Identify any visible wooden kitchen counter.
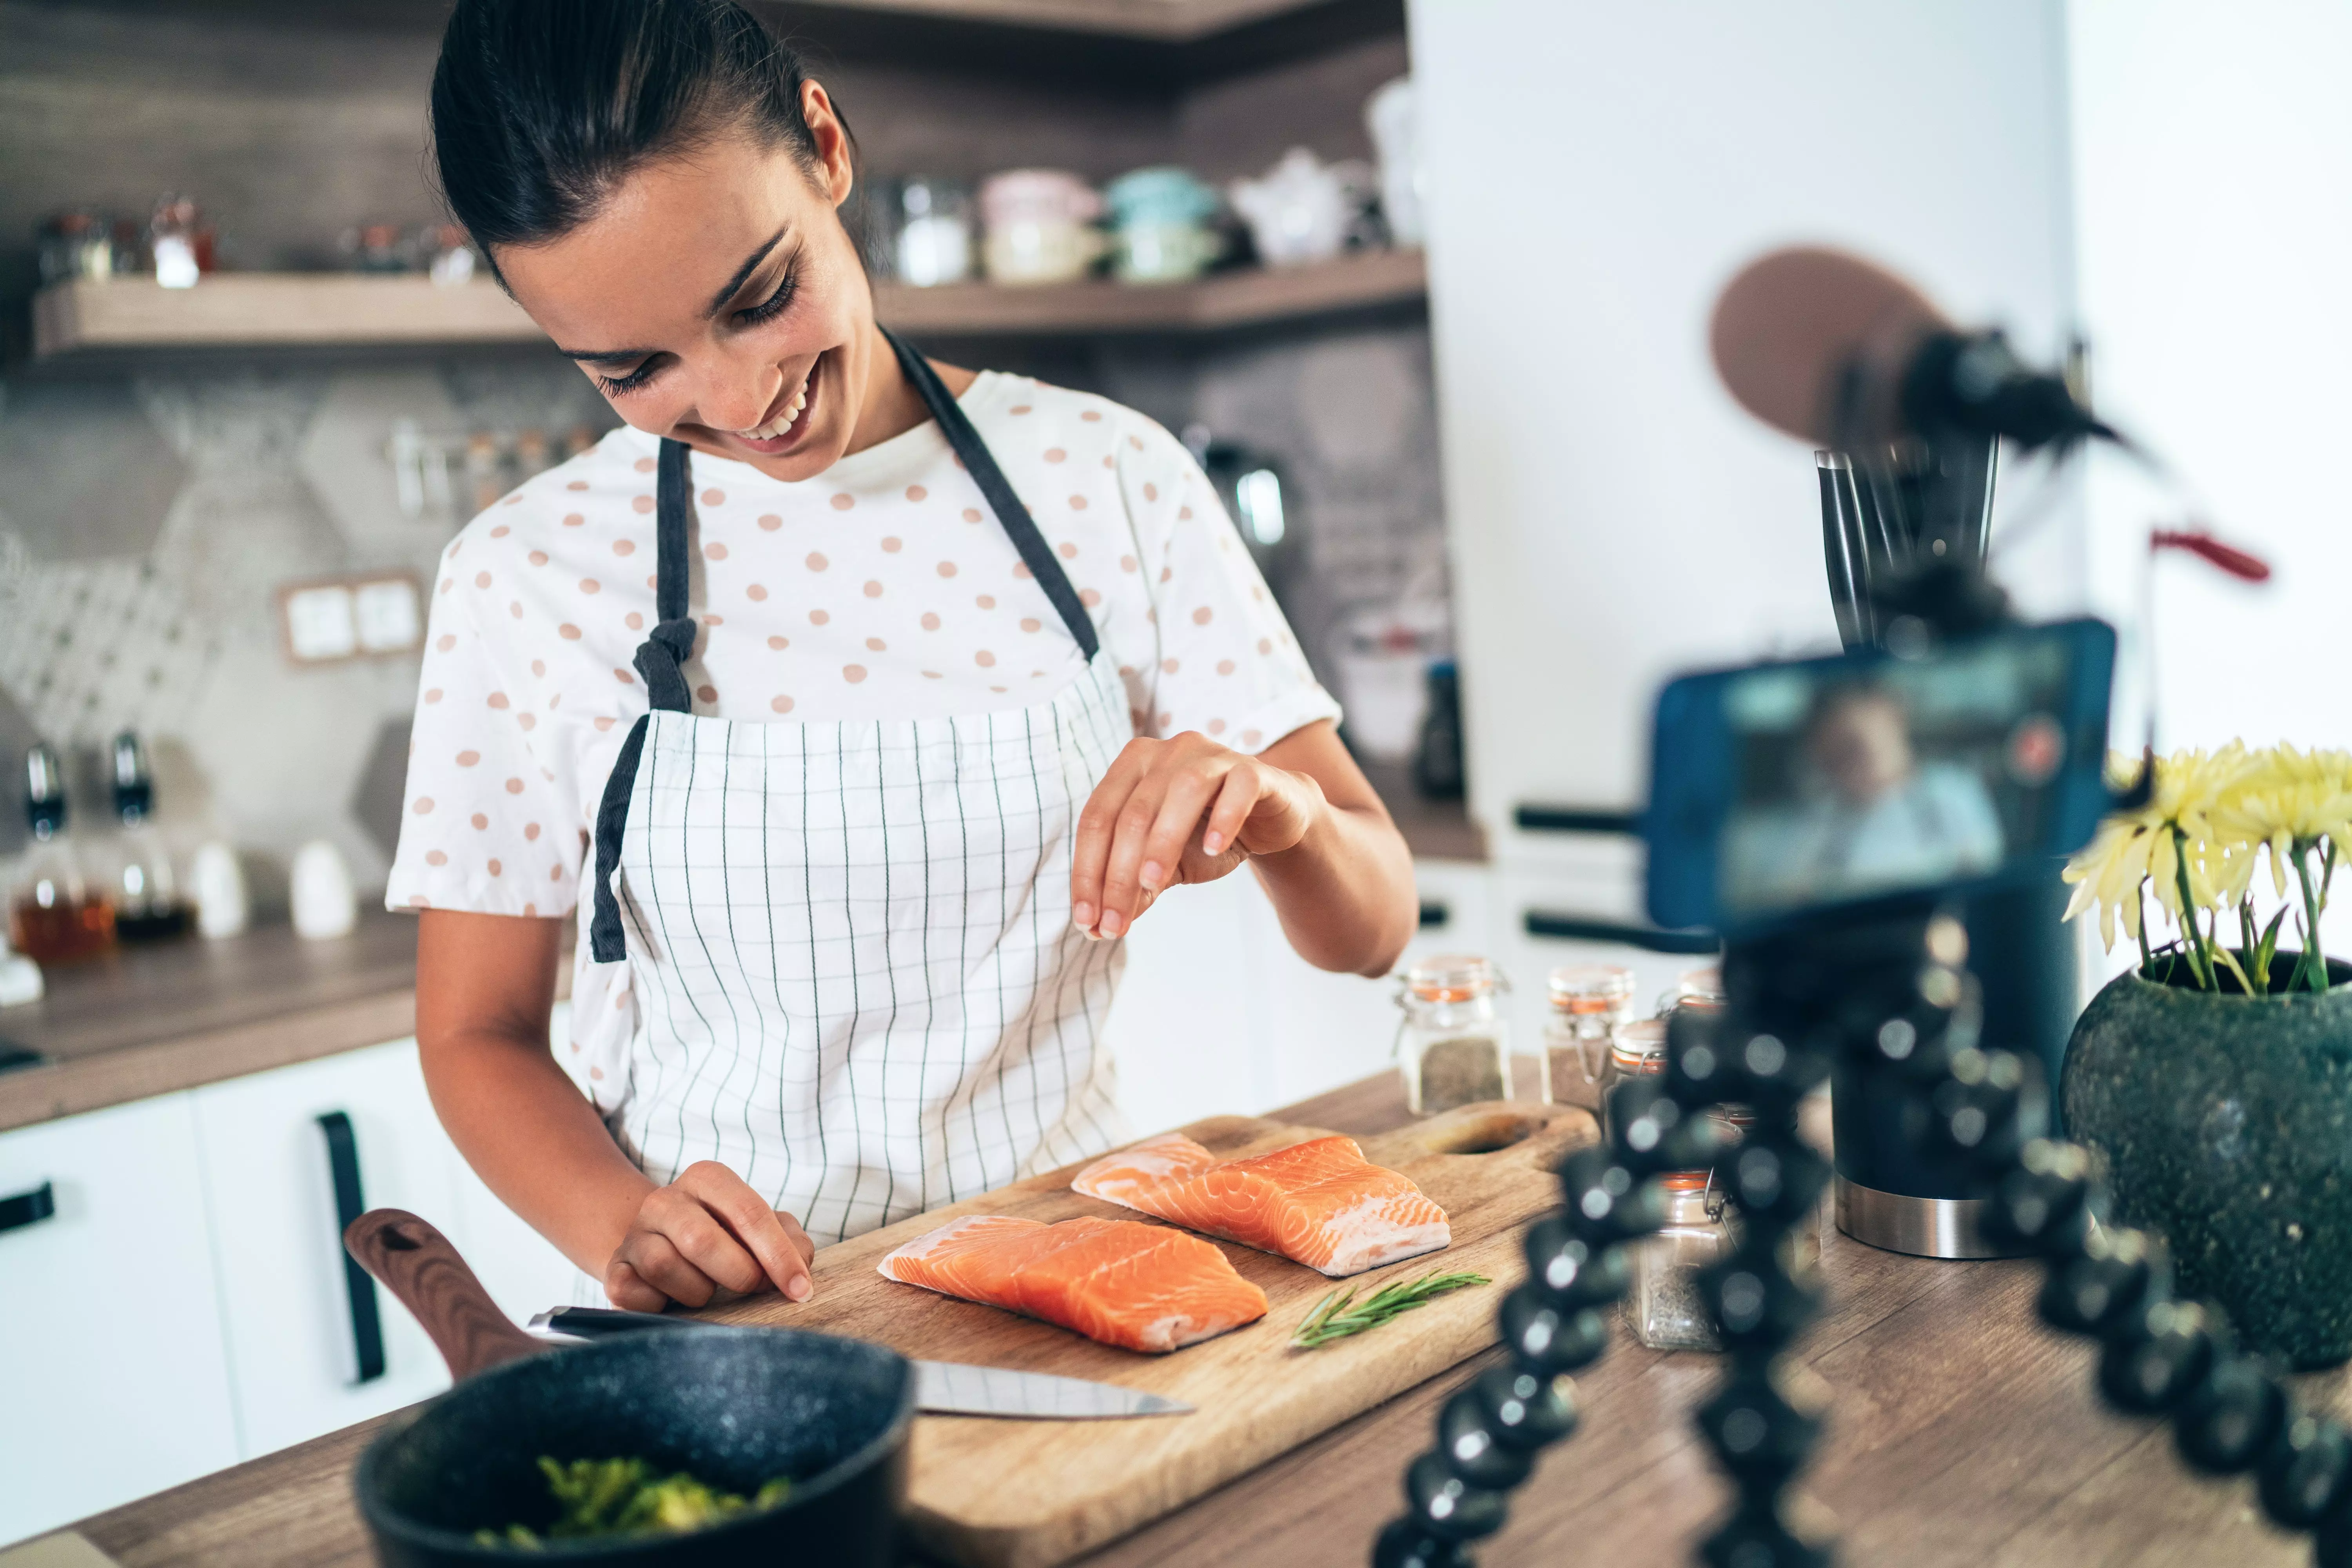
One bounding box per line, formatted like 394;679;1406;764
0;910;423;1133
60;1071;2339;1568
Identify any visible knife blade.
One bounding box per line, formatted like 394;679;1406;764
528;1306;1192;1419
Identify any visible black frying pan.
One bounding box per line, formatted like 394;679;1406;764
344;1209;911;1567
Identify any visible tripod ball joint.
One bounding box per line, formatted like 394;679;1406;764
1404;1450;1511;1542
2172;1353;2288;1475
2039;1225;2164;1336
1371;1520;1476;1568
1523;1212;1633;1308
1701;1245;1822;1349
1608;1077;1729;1176
1434;1367;1582;1489
1925;1047;2048;1169
1499;1279;1612;1374
1556;1146;1669;1242
1979;1139;2096;1255
2258;1414;2352;1530
1719;1138;1831;1229
1696;1361;1829;1485
1696;1502;1834;1568
2098;1295;2221;1415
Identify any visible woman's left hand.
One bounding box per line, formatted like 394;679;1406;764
1070;732;1327;939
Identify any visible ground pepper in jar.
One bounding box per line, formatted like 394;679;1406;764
1539;964;1635;1112
1394;956;1510;1115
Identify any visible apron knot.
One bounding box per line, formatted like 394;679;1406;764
632;615;699;713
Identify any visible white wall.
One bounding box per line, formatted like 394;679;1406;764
1408;0;2082;861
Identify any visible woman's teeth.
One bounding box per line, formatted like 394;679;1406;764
739;378;809;441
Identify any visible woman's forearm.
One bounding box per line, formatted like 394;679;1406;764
1250;792;1419;976
418;1024;655;1276
414;910;652;1277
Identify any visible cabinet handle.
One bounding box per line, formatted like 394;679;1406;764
317;1112;387;1384
0;1181;55;1234
1514;804;1643;836
1522;909;1720;956
1417;899;1449;930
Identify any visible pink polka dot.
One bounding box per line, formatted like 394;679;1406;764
613;539;636;556
634;457;655;474
407;895;430;909
1178;506;1194;521
1217;659;1236;675
704;542;728;560
425;849;448;866
524;902;538;918
632;495;654;514
594;716;616;731
810;609;829;625
993;685;1009;694
487;693;510;710
456;749;481;766
1157;711;1173;729
1192;606;1214;625
881;536;902;554
1129;435;1145;450
830;494;855;511
506;778;525;794
1208;719;1227;735
937;561;958;578
1020;617;1042;633
977;595;996;609
425;688;444;704
697;684;717;702
579;579;601;594
863;580;883;598
921;612;941;630
1102;456;1114;470
858;637;882;655
531;659;546;677
976;650;996;667
518;712;536;730
771;695;795;713
528;550;549;566
1013;563;1031;579
615;668;635;684
806;552;828;571
1120;554;1138;573
501;494;522;506
471;813;488;829
906;485;928;502
1242;728;1263;746
1045;448;1067;464
488;858;503;876
525;823;542;840
843;664;867;683
1163;659;1183;675
474;571;492;588
748;584;769;601
962;508;983;523
490;524;511;538
1011;405;1033;415
509;601;523;619
624;613;643;630
550;864;562;882
439;579;453;595
548;694;561;709
412;797;435;815
563;513;585;527
767;634;788;650
1069;495;1087;511
1258;638;1274;654
646;575;657;590
1082;410;1102;422
1144;483;1159;502
1160;566;1174;583
923;670;944;679
1079;587;1102;607
758;513;782;531
701;488;725;507
1058;541;1078;559
560;623;582;640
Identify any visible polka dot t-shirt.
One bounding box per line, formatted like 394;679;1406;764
385;370;1338;935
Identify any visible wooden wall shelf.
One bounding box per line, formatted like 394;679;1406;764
31;250;1425;357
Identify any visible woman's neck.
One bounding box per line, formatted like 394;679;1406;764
841;321;978;457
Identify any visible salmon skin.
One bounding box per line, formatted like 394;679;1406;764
1071;1131;1452;1278
876;1214;1269;1354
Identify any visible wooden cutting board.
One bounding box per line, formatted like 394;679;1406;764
700;1099;1598;1568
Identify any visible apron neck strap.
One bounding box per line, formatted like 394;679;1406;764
881;327;1101;662
637;438;697;713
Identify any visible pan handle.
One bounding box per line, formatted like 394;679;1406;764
345;1208;546;1382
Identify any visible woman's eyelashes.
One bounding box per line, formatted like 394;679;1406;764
596;358;664;397
590;265;801;400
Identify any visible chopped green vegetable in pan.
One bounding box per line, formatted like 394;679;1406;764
471;1457;791;1548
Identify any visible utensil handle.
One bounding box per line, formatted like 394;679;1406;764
536;1305;704;1340
344;1208;544;1382
0;1180;55;1235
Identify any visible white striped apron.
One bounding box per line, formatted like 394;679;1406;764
586;334;1130;1246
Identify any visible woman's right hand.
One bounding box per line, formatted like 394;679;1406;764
603;1161;817;1312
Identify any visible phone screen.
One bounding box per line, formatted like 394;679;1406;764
1645;620;2116;933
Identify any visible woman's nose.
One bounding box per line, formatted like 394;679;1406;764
695;360;786;434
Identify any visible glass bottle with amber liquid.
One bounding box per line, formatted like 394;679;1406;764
106;733;189;942
10;743;116;964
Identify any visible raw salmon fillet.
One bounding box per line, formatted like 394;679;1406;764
875;1214;1269;1353
1071;1132;1451;1277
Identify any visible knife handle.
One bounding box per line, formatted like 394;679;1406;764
533;1305;706;1339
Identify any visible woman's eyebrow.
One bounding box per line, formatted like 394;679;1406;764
554;225;793;364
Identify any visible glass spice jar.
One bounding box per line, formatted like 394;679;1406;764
1630;1173;1732;1352
1394;955;1510;1116
1539;964;1635;1112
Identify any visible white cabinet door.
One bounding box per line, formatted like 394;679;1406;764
191;1040;460;1459
0;1095;240;1546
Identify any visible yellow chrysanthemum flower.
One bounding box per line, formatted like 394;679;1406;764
2210;745;2352;897
2062;742;2261;951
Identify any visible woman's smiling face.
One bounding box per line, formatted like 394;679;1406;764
492;82;878;481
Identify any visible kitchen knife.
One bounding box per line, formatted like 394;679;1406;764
528;1307;1192;1419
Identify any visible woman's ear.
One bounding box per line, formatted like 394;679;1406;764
802;80;856;207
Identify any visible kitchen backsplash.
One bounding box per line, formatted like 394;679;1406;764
0;315;1445;902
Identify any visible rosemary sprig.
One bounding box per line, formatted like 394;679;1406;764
1287;1270;1492;1350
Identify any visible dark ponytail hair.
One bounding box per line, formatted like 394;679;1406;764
430;0;843;257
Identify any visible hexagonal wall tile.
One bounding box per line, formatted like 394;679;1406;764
0;380;190;561
298;369;464;579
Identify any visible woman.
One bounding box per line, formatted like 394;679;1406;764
394;0;1417;1315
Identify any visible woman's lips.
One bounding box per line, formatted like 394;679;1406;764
730;361;818;456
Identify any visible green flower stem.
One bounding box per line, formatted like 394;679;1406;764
2134;883;2155;977
2293;841;2330;994
2173;828;2217;992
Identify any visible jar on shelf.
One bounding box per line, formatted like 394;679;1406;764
1394;955;1510;1115
1539;964;1635;1112
887;176;975;288
979;169;1105;286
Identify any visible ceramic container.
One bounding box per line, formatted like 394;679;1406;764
1365;76;1425;247
1103;167;1223;284
979;169;1105;286
190;839;249;938
1228;147;1374;269
2063;957;2352;1367
290;839;357;940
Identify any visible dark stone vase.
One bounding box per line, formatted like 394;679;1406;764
2063;955;2352;1369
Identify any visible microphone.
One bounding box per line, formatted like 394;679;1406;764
1709;246;2112;453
